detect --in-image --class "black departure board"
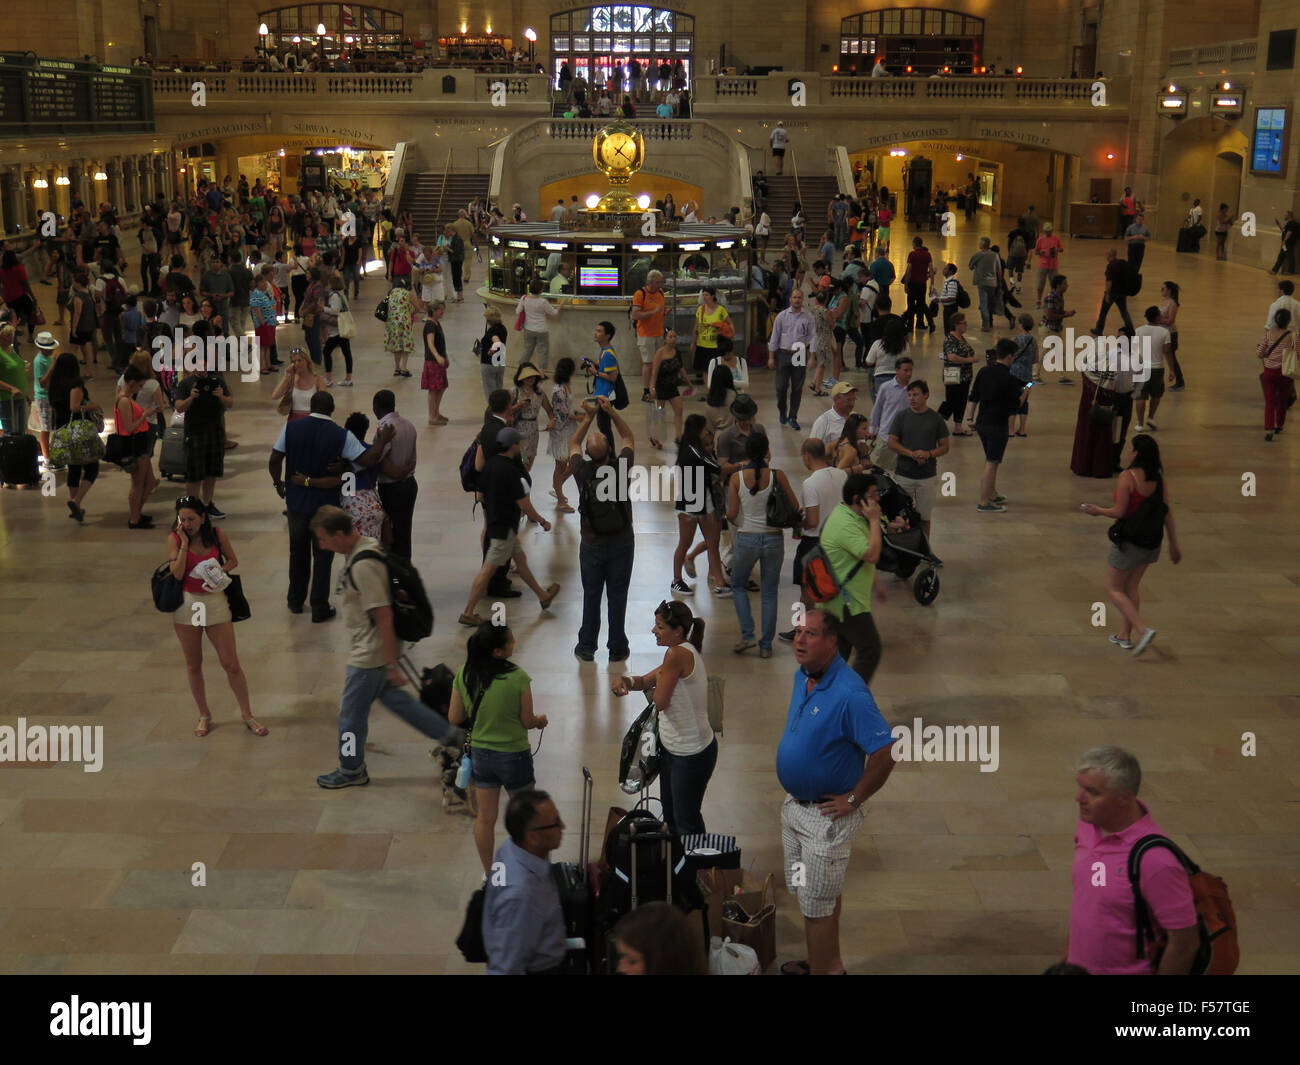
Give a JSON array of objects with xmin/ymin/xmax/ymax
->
[{"xmin": 0, "ymin": 53, "xmax": 153, "ymax": 135}]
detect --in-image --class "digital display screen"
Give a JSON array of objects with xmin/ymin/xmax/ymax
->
[
  {"xmin": 1253, "ymin": 107, "xmax": 1287, "ymax": 174},
  {"xmin": 579, "ymin": 266, "xmax": 620, "ymax": 288},
  {"xmin": 0, "ymin": 53, "xmax": 153, "ymax": 135}
]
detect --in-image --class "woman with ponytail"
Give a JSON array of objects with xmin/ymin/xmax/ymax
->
[
  {"xmin": 449, "ymin": 622, "xmax": 548, "ymax": 872},
  {"xmin": 611, "ymin": 600, "xmax": 715, "ymax": 835}
]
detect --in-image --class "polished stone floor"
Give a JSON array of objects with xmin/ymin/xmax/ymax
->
[{"xmin": 0, "ymin": 216, "xmax": 1296, "ymax": 975}]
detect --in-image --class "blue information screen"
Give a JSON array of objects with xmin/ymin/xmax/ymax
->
[{"xmin": 1252, "ymin": 108, "xmax": 1286, "ymax": 173}]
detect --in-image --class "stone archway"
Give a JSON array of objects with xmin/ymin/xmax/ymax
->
[{"xmin": 1156, "ymin": 116, "xmax": 1249, "ymax": 242}]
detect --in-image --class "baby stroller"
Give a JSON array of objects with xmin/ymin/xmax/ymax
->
[{"xmin": 870, "ymin": 470, "xmax": 943, "ymax": 605}]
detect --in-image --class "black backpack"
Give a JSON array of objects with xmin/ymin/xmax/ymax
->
[
  {"xmin": 1108, "ymin": 476, "xmax": 1167, "ymax": 550},
  {"xmin": 956, "ymin": 281, "xmax": 971, "ymax": 309},
  {"xmin": 1127, "ymin": 267, "xmax": 1143, "ymax": 298},
  {"xmin": 578, "ymin": 458, "xmax": 631, "ymax": 535},
  {"xmin": 345, "ymin": 546, "xmax": 434, "ymax": 643},
  {"xmin": 459, "ymin": 439, "xmax": 480, "ymax": 492}
]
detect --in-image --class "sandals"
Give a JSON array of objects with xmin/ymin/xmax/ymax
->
[
  {"xmin": 242, "ymin": 717, "xmax": 269, "ymax": 736},
  {"xmin": 780, "ymin": 960, "xmax": 811, "ymax": 976},
  {"xmin": 194, "ymin": 714, "xmax": 212, "ymax": 738},
  {"xmin": 683, "ymin": 557, "xmax": 697, "ymax": 579}
]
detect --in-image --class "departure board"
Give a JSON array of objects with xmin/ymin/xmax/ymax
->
[{"xmin": 0, "ymin": 53, "xmax": 153, "ymax": 135}]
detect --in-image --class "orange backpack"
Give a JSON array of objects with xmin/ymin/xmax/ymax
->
[{"xmin": 1127, "ymin": 834, "xmax": 1239, "ymax": 975}]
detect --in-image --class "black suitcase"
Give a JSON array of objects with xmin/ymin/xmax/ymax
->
[
  {"xmin": 602, "ymin": 814, "xmax": 676, "ymax": 972},
  {"xmin": 0, "ymin": 433, "xmax": 40, "ymax": 487},
  {"xmin": 158, "ymin": 425, "xmax": 186, "ymax": 481},
  {"xmin": 552, "ymin": 766, "xmax": 595, "ymax": 972}
]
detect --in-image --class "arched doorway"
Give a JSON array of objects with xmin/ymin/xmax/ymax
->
[
  {"xmin": 1156, "ymin": 117, "xmax": 1250, "ymax": 241},
  {"xmin": 549, "ymin": 6, "xmax": 694, "ymax": 94}
]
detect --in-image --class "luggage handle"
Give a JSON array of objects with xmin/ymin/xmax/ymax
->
[{"xmin": 579, "ymin": 766, "xmax": 593, "ymax": 869}]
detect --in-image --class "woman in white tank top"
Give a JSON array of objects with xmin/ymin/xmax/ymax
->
[
  {"xmin": 611, "ymin": 600, "xmax": 716, "ymax": 836},
  {"xmin": 726, "ymin": 432, "xmax": 801, "ymax": 657}
]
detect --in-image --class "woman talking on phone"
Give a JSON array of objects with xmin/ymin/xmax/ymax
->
[{"xmin": 167, "ymin": 496, "xmax": 266, "ymax": 737}]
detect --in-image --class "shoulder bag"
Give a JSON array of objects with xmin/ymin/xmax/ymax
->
[
  {"xmin": 336, "ymin": 295, "xmax": 357, "ymax": 339},
  {"xmin": 764, "ymin": 469, "xmax": 803, "ymax": 531},
  {"xmin": 218, "ymin": 543, "xmax": 251, "ymax": 622},
  {"xmin": 151, "ymin": 560, "xmax": 185, "ymax": 613}
]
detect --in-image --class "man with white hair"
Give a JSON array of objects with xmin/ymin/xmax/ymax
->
[
  {"xmin": 1066, "ymin": 746, "xmax": 1200, "ymax": 975},
  {"xmin": 630, "ymin": 270, "xmax": 666, "ymax": 401}
]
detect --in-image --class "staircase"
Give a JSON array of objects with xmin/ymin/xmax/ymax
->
[
  {"xmin": 759, "ymin": 173, "xmax": 841, "ymax": 248},
  {"xmin": 397, "ymin": 172, "xmax": 491, "ymax": 244}
]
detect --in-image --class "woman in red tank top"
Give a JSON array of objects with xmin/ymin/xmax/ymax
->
[
  {"xmin": 1079, "ymin": 434, "xmax": 1182, "ymax": 658},
  {"xmin": 116, "ymin": 367, "xmax": 159, "ymax": 528},
  {"xmin": 166, "ymin": 497, "xmax": 267, "ymax": 737}
]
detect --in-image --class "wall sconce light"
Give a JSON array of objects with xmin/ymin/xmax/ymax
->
[
  {"xmin": 317, "ymin": 23, "xmax": 327, "ymax": 36},
  {"xmin": 259, "ymin": 23, "xmax": 269, "ymax": 36},
  {"xmin": 33, "ymin": 177, "xmax": 49, "ymax": 189},
  {"xmin": 55, "ymin": 175, "xmax": 70, "ymax": 186},
  {"xmin": 93, "ymin": 170, "xmax": 108, "ymax": 181}
]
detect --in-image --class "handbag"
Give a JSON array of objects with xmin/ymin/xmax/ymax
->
[
  {"xmin": 617, "ymin": 694, "xmax": 661, "ymax": 794},
  {"xmin": 336, "ymin": 296, "xmax": 356, "ymax": 339},
  {"xmin": 942, "ymin": 364, "xmax": 963, "ymax": 385},
  {"xmin": 50, "ymin": 411, "xmax": 105, "ymax": 467},
  {"xmin": 1089, "ymin": 381, "xmax": 1118, "ymax": 423},
  {"xmin": 32, "ymin": 304, "xmax": 46, "ymax": 326},
  {"xmin": 514, "ymin": 306, "xmax": 527, "ymax": 331},
  {"xmin": 276, "ymin": 389, "xmax": 293, "ymax": 416},
  {"xmin": 762, "ymin": 468, "xmax": 802, "ymax": 531},
  {"xmin": 716, "ymin": 314, "xmax": 735, "ymax": 340},
  {"xmin": 151, "ymin": 560, "xmax": 184, "ymax": 613},
  {"xmin": 217, "ymin": 546, "xmax": 251, "ymax": 622},
  {"xmin": 373, "ymin": 296, "xmax": 389, "ymax": 322}
]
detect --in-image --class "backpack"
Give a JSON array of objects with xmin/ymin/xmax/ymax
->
[
  {"xmin": 344, "ymin": 546, "xmax": 434, "ymax": 643},
  {"xmin": 956, "ymin": 281, "xmax": 971, "ymax": 309},
  {"xmin": 1010, "ymin": 234, "xmax": 1028, "ymax": 260},
  {"xmin": 104, "ymin": 278, "xmax": 127, "ymax": 314},
  {"xmin": 628, "ymin": 287, "xmax": 647, "ymax": 331},
  {"xmin": 1107, "ymin": 475, "xmax": 1167, "ymax": 550},
  {"xmin": 1127, "ymin": 834, "xmax": 1239, "ymax": 975},
  {"xmin": 578, "ymin": 459, "xmax": 631, "ymax": 535},
  {"xmin": 1127, "ymin": 268, "xmax": 1143, "ymax": 298},
  {"xmin": 800, "ymin": 542, "xmax": 864, "ymax": 604},
  {"xmin": 459, "ymin": 439, "xmax": 480, "ymax": 492}
]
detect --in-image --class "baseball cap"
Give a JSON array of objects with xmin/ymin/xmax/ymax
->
[
  {"xmin": 34, "ymin": 331, "xmax": 60, "ymax": 350},
  {"xmin": 497, "ymin": 427, "xmax": 524, "ymax": 447},
  {"xmin": 830, "ymin": 382, "xmax": 858, "ymax": 397}
]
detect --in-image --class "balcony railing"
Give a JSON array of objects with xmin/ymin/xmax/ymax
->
[
  {"xmin": 1167, "ymin": 39, "xmax": 1257, "ymax": 72},
  {"xmin": 151, "ymin": 70, "xmax": 551, "ymax": 104},
  {"xmin": 694, "ymin": 73, "xmax": 1125, "ymax": 110},
  {"xmin": 548, "ymin": 119, "xmax": 694, "ymax": 141}
]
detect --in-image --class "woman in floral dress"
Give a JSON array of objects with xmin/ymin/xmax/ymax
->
[{"xmin": 384, "ymin": 283, "xmax": 421, "ymax": 377}]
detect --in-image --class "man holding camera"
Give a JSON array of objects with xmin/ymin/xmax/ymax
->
[{"xmin": 173, "ymin": 365, "xmax": 233, "ymax": 518}]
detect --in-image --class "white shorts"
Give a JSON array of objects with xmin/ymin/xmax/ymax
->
[
  {"xmin": 892, "ymin": 474, "xmax": 937, "ymax": 520},
  {"xmin": 781, "ymin": 795, "xmax": 865, "ymax": 919},
  {"xmin": 484, "ymin": 530, "xmax": 524, "ymax": 567},
  {"xmin": 637, "ymin": 334, "xmax": 661, "ymax": 365}
]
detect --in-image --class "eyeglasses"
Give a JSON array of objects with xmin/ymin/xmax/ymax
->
[{"xmin": 527, "ymin": 821, "xmax": 563, "ymax": 833}]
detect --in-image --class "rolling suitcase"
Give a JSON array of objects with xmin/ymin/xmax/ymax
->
[
  {"xmin": 552, "ymin": 767, "xmax": 595, "ymax": 972},
  {"xmin": 602, "ymin": 814, "xmax": 676, "ymax": 972},
  {"xmin": 158, "ymin": 425, "xmax": 187, "ymax": 481},
  {"xmin": 0, "ymin": 433, "xmax": 40, "ymax": 487}
]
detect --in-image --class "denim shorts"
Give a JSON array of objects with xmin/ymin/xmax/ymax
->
[{"xmin": 470, "ymin": 747, "xmax": 535, "ymax": 793}]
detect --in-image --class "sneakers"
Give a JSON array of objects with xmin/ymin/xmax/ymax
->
[
  {"xmin": 1145, "ymin": 421, "xmax": 1158, "ymax": 431},
  {"xmin": 1132, "ymin": 628, "xmax": 1157, "ymax": 658},
  {"xmin": 779, "ymin": 415, "xmax": 788, "ymax": 426},
  {"xmin": 976, "ymin": 502, "xmax": 1006, "ymax": 513},
  {"xmin": 317, "ymin": 767, "xmax": 370, "ymax": 789},
  {"xmin": 789, "ymin": 418, "xmax": 801, "ymax": 432},
  {"xmin": 670, "ymin": 579, "xmax": 693, "ymax": 595},
  {"xmin": 758, "ymin": 647, "xmax": 773, "ymax": 659},
  {"xmin": 1133, "ymin": 424, "xmax": 1146, "ymax": 433},
  {"xmin": 991, "ymin": 495, "xmax": 1007, "ymax": 505},
  {"xmin": 778, "ymin": 629, "xmax": 796, "ymax": 642},
  {"xmin": 733, "ymin": 638, "xmax": 756, "ymax": 655},
  {"xmin": 823, "ymin": 377, "xmax": 837, "ymax": 388},
  {"xmin": 1109, "ymin": 634, "xmax": 1133, "ymax": 650},
  {"xmin": 206, "ymin": 503, "xmax": 227, "ymax": 519}
]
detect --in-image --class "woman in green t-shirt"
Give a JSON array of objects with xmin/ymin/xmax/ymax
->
[{"xmin": 449, "ymin": 623, "xmax": 549, "ymax": 873}]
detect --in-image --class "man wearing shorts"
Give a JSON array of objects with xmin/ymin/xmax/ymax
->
[
  {"xmin": 1033, "ymin": 222, "xmax": 1063, "ymax": 306},
  {"xmin": 1133, "ymin": 306, "xmax": 1171, "ymax": 432},
  {"xmin": 776, "ymin": 608, "xmax": 895, "ymax": 975},
  {"xmin": 631, "ymin": 270, "xmax": 666, "ymax": 401},
  {"xmin": 965, "ymin": 340, "xmax": 1027, "ymax": 513},
  {"xmin": 887, "ymin": 379, "xmax": 949, "ymax": 539},
  {"xmin": 311, "ymin": 505, "xmax": 464, "ymax": 790},
  {"xmin": 769, "ymin": 121, "xmax": 788, "ymax": 175},
  {"xmin": 460, "ymin": 428, "xmax": 560, "ymax": 626}
]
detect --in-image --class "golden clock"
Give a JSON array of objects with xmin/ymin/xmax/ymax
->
[{"xmin": 592, "ymin": 122, "xmax": 645, "ymax": 180}]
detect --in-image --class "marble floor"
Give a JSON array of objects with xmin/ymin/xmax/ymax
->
[{"xmin": 0, "ymin": 216, "xmax": 1296, "ymax": 975}]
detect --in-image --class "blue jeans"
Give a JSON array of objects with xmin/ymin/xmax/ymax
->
[
  {"xmin": 303, "ymin": 322, "xmax": 323, "ymax": 365},
  {"xmin": 342, "ymin": 263, "xmax": 361, "ymax": 299},
  {"xmin": 578, "ymin": 534, "xmax": 635, "ymax": 655},
  {"xmin": 731, "ymin": 531, "xmax": 783, "ymax": 650},
  {"xmin": 977, "ymin": 285, "xmax": 997, "ymax": 328},
  {"xmin": 337, "ymin": 664, "xmax": 460, "ymax": 772},
  {"xmin": 660, "ymin": 739, "xmax": 718, "ymax": 836}
]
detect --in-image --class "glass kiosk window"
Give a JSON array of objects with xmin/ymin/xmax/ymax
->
[{"xmin": 577, "ymin": 257, "xmax": 620, "ymax": 294}]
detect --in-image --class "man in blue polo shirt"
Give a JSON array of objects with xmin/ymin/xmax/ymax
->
[{"xmin": 776, "ymin": 608, "xmax": 895, "ymax": 975}]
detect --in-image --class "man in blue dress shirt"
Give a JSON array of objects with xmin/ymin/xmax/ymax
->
[
  {"xmin": 775, "ymin": 609, "xmax": 895, "ymax": 974},
  {"xmin": 483, "ymin": 790, "xmax": 569, "ymax": 975}
]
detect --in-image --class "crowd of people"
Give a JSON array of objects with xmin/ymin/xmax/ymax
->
[{"xmin": 0, "ymin": 168, "xmax": 1288, "ymax": 977}]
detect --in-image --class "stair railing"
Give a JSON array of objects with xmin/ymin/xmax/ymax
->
[
  {"xmin": 790, "ymin": 149, "xmax": 804, "ymax": 213},
  {"xmin": 434, "ymin": 149, "xmax": 452, "ymax": 232}
]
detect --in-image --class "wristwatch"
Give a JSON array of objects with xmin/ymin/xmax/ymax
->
[
  {"xmin": 846, "ymin": 793, "xmax": 859, "ymax": 807},
  {"xmin": 305, "ymin": 476, "xmax": 312, "ymax": 488}
]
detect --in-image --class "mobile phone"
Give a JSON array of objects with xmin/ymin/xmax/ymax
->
[{"xmin": 1024, "ymin": 381, "xmax": 1035, "ymax": 389}]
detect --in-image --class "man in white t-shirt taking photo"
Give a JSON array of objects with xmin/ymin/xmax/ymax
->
[
  {"xmin": 1132, "ymin": 305, "xmax": 1172, "ymax": 433},
  {"xmin": 779, "ymin": 438, "xmax": 848, "ymax": 641},
  {"xmin": 887, "ymin": 379, "xmax": 950, "ymax": 540}
]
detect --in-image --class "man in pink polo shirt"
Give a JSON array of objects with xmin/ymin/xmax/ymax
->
[{"xmin": 1066, "ymin": 746, "xmax": 1200, "ymax": 974}]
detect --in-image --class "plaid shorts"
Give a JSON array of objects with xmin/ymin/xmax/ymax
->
[
  {"xmin": 183, "ymin": 428, "xmax": 225, "ymax": 482},
  {"xmin": 781, "ymin": 794, "xmax": 866, "ymax": 919}
]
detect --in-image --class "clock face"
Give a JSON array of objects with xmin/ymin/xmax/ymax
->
[{"xmin": 601, "ymin": 134, "xmax": 636, "ymax": 169}]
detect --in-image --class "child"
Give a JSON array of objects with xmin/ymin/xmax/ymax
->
[
  {"xmin": 548, "ymin": 358, "xmax": 578, "ymax": 512},
  {"xmin": 418, "ymin": 249, "xmax": 445, "ymax": 305}
]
